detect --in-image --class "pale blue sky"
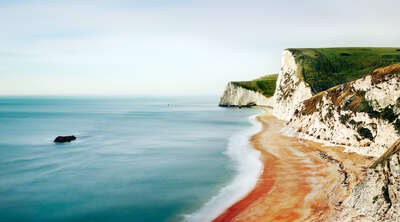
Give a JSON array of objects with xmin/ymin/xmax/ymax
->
[{"xmin": 1, "ymin": 0, "xmax": 400, "ymax": 96}]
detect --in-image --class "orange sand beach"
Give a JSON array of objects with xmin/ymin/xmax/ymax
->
[{"xmin": 213, "ymin": 114, "xmax": 374, "ymax": 222}]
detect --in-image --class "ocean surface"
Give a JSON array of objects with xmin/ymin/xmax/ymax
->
[{"xmin": 0, "ymin": 96, "xmax": 262, "ymax": 222}]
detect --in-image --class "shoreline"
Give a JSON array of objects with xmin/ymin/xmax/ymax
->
[
  {"xmin": 212, "ymin": 114, "xmax": 277, "ymax": 222},
  {"xmin": 212, "ymin": 114, "xmax": 374, "ymax": 222},
  {"xmin": 185, "ymin": 112, "xmax": 264, "ymax": 222}
]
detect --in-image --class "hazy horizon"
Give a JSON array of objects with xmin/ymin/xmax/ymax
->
[{"xmin": 1, "ymin": 0, "xmax": 400, "ymax": 96}]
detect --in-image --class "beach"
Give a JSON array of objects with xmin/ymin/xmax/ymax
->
[{"xmin": 213, "ymin": 114, "xmax": 374, "ymax": 222}]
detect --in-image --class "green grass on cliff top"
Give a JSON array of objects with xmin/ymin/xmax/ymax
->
[
  {"xmin": 288, "ymin": 47, "xmax": 400, "ymax": 93},
  {"xmin": 231, "ymin": 74, "xmax": 278, "ymax": 97}
]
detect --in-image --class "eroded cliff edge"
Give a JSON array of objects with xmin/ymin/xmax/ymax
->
[
  {"xmin": 286, "ymin": 64, "xmax": 400, "ymax": 157},
  {"xmin": 274, "ymin": 48, "xmax": 400, "ymax": 121},
  {"xmin": 272, "ymin": 50, "xmax": 313, "ymax": 120},
  {"xmin": 337, "ymin": 139, "xmax": 400, "ymax": 222},
  {"xmin": 219, "ymin": 49, "xmax": 314, "ymax": 112}
]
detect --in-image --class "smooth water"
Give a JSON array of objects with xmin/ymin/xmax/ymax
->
[{"xmin": 0, "ymin": 96, "xmax": 260, "ymax": 222}]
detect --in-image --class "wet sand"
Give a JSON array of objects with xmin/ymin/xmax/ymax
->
[{"xmin": 213, "ymin": 114, "xmax": 374, "ymax": 222}]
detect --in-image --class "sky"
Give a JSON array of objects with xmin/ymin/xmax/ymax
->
[{"xmin": 1, "ymin": 0, "xmax": 400, "ymax": 96}]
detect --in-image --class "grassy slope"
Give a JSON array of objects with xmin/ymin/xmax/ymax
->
[
  {"xmin": 288, "ymin": 47, "xmax": 400, "ymax": 93},
  {"xmin": 296, "ymin": 63, "xmax": 400, "ymax": 146},
  {"xmin": 231, "ymin": 74, "xmax": 278, "ymax": 97}
]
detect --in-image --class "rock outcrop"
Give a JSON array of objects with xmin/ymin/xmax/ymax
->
[
  {"xmin": 272, "ymin": 50, "xmax": 313, "ymax": 120},
  {"xmin": 286, "ymin": 64, "xmax": 400, "ymax": 157},
  {"xmin": 343, "ymin": 139, "xmax": 400, "ymax": 221},
  {"xmin": 219, "ymin": 82, "xmax": 273, "ymax": 107},
  {"xmin": 54, "ymin": 135, "xmax": 76, "ymax": 143}
]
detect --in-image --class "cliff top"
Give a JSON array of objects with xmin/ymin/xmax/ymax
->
[
  {"xmin": 231, "ymin": 74, "xmax": 278, "ymax": 97},
  {"xmin": 288, "ymin": 47, "xmax": 400, "ymax": 93}
]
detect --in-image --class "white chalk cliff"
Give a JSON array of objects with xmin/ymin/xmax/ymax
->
[
  {"xmin": 343, "ymin": 139, "xmax": 400, "ymax": 221},
  {"xmin": 219, "ymin": 82, "xmax": 273, "ymax": 107},
  {"xmin": 220, "ymin": 51, "xmax": 399, "ymax": 157},
  {"xmin": 285, "ymin": 65, "xmax": 400, "ymax": 157},
  {"xmin": 273, "ymin": 50, "xmax": 313, "ymax": 121},
  {"xmin": 220, "ymin": 49, "xmax": 400, "ymax": 221},
  {"xmin": 219, "ymin": 50, "xmax": 312, "ymax": 112},
  {"xmin": 272, "ymin": 57, "xmax": 400, "ymax": 220}
]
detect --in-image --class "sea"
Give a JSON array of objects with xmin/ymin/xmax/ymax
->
[{"xmin": 0, "ymin": 96, "xmax": 262, "ymax": 222}]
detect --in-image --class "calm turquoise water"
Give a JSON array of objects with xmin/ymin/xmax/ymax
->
[{"xmin": 0, "ymin": 96, "xmax": 259, "ymax": 222}]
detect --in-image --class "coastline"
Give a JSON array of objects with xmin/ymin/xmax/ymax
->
[
  {"xmin": 185, "ymin": 111, "xmax": 264, "ymax": 222},
  {"xmin": 212, "ymin": 113, "xmax": 374, "ymax": 222}
]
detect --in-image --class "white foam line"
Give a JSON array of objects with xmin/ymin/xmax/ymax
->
[{"xmin": 183, "ymin": 113, "xmax": 264, "ymax": 222}]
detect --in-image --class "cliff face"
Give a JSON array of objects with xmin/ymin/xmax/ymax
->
[
  {"xmin": 343, "ymin": 139, "xmax": 400, "ymax": 221},
  {"xmin": 219, "ymin": 50, "xmax": 313, "ymax": 112},
  {"xmin": 219, "ymin": 48, "xmax": 400, "ymax": 221},
  {"xmin": 222, "ymin": 48, "xmax": 400, "ymax": 118},
  {"xmin": 273, "ymin": 50, "xmax": 313, "ymax": 120},
  {"xmin": 286, "ymin": 64, "xmax": 400, "ymax": 157},
  {"xmin": 219, "ymin": 82, "xmax": 274, "ymax": 107}
]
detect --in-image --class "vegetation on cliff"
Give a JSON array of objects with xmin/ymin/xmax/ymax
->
[
  {"xmin": 290, "ymin": 63, "xmax": 400, "ymax": 152},
  {"xmin": 231, "ymin": 74, "xmax": 278, "ymax": 97},
  {"xmin": 298, "ymin": 63, "xmax": 400, "ymax": 126},
  {"xmin": 288, "ymin": 47, "xmax": 400, "ymax": 93}
]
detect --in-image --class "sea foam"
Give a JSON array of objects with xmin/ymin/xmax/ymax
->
[{"xmin": 184, "ymin": 113, "xmax": 263, "ymax": 222}]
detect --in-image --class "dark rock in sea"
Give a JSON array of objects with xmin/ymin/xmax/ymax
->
[
  {"xmin": 219, "ymin": 102, "xmax": 256, "ymax": 108},
  {"xmin": 54, "ymin": 135, "xmax": 76, "ymax": 143}
]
